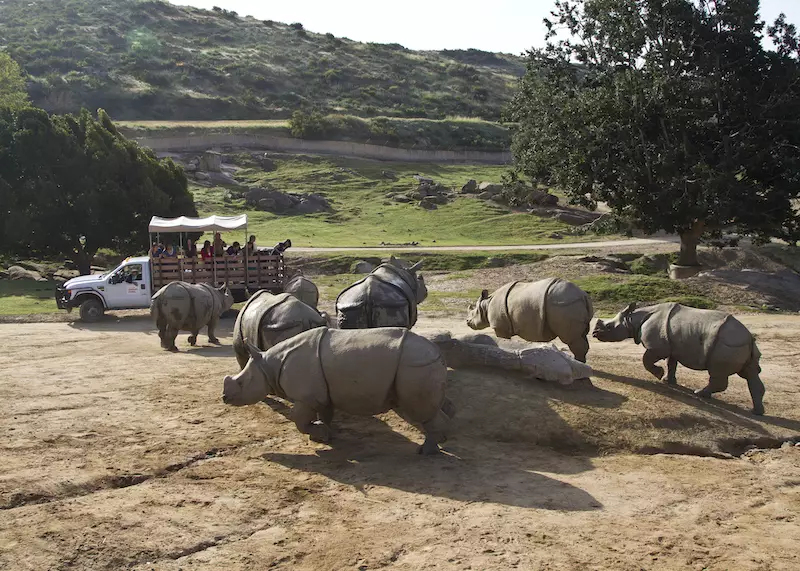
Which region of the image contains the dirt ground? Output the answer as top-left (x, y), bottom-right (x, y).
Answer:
top-left (2, 309), bottom-right (800, 571)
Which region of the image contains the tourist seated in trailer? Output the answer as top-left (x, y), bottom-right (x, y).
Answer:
top-left (246, 235), bottom-right (257, 256)
top-left (213, 232), bottom-right (226, 257)
top-left (226, 242), bottom-right (242, 256)
top-left (151, 242), bottom-right (164, 257)
top-left (160, 243), bottom-right (178, 258)
top-left (200, 240), bottom-right (214, 261)
top-left (185, 238), bottom-right (198, 258)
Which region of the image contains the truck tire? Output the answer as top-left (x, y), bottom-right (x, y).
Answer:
top-left (79, 297), bottom-right (104, 322)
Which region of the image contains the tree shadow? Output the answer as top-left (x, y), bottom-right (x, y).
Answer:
top-left (593, 369), bottom-right (800, 433)
top-left (261, 411), bottom-right (602, 511)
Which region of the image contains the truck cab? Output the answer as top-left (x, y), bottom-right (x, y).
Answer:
top-left (56, 257), bottom-right (153, 321)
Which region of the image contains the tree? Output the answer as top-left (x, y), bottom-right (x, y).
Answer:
top-left (0, 52), bottom-right (30, 110)
top-left (506, 0), bottom-right (800, 266)
top-left (0, 107), bottom-right (197, 274)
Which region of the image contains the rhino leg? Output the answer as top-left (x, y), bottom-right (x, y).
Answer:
top-left (663, 357), bottom-right (678, 385)
top-left (318, 404), bottom-right (334, 426)
top-left (293, 402), bottom-right (332, 443)
top-left (737, 352), bottom-right (765, 415)
top-left (566, 336), bottom-right (589, 363)
top-left (188, 331), bottom-right (199, 346)
top-left (642, 349), bottom-right (666, 380)
top-left (418, 409), bottom-right (450, 455)
top-left (165, 325), bottom-right (179, 352)
top-left (207, 317), bottom-right (221, 345)
top-left (695, 375), bottom-right (729, 398)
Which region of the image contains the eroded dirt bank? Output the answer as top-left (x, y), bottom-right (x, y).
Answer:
top-left (1, 315), bottom-right (799, 570)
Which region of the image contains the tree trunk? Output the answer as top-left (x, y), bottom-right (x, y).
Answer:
top-left (677, 221), bottom-right (705, 266)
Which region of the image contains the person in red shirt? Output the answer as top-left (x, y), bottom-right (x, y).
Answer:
top-left (200, 240), bottom-right (214, 261)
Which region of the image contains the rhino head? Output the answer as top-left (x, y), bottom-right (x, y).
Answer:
top-left (222, 340), bottom-right (273, 406)
top-left (214, 284), bottom-right (235, 314)
top-left (389, 257), bottom-right (427, 304)
top-left (592, 303), bottom-right (636, 342)
top-left (466, 289), bottom-right (491, 330)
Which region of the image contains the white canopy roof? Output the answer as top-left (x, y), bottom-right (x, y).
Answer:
top-left (148, 215), bottom-right (247, 233)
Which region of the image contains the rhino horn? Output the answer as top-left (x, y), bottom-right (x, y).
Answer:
top-left (244, 338), bottom-right (262, 360)
top-left (409, 259), bottom-right (424, 272)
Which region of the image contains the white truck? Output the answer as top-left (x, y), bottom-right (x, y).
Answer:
top-left (55, 215), bottom-right (286, 322)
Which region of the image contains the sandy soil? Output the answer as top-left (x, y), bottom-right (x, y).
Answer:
top-left (1, 311), bottom-right (800, 570)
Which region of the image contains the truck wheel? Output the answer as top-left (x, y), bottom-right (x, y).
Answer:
top-left (79, 298), bottom-right (104, 322)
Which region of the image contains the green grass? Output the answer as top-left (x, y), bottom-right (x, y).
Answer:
top-left (574, 275), bottom-right (716, 314)
top-left (190, 156), bottom-right (599, 248)
top-left (286, 252), bottom-right (550, 274)
top-left (0, 281), bottom-right (59, 316)
top-left (117, 115), bottom-right (512, 152)
top-left (2, 0), bottom-right (523, 121)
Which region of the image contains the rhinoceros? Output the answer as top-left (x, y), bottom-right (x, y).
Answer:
top-left (232, 290), bottom-right (327, 369)
top-left (335, 257), bottom-right (427, 329)
top-left (222, 327), bottom-right (454, 454)
top-left (150, 282), bottom-right (234, 351)
top-left (592, 302), bottom-right (765, 415)
top-left (466, 278), bottom-right (594, 362)
top-left (284, 271), bottom-right (319, 310)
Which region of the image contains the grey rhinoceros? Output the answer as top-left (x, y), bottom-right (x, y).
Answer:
top-left (466, 278), bottom-right (594, 362)
top-left (592, 302), bottom-right (765, 415)
top-left (150, 282), bottom-right (234, 351)
top-left (283, 271), bottom-right (319, 310)
top-left (222, 327), bottom-right (455, 454)
top-left (335, 257), bottom-right (427, 329)
top-left (232, 290), bottom-right (327, 369)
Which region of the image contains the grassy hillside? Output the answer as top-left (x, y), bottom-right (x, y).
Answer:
top-left (0, 0), bottom-right (524, 121)
top-left (117, 115), bottom-right (513, 151)
top-left (188, 155), bottom-right (581, 247)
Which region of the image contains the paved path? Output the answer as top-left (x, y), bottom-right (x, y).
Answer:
top-left (291, 236), bottom-right (680, 253)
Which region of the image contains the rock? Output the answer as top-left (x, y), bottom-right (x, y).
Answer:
top-left (0, 269), bottom-right (7, 279)
top-left (419, 200), bottom-right (438, 210)
top-left (258, 198), bottom-right (276, 211)
top-left (461, 179), bottom-right (478, 193)
top-left (413, 175), bottom-right (434, 184)
top-left (382, 170), bottom-right (397, 180)
top-left (385, 192), bottom-right (396, 198)
top-left (478, 182), bottom-right (504, 195)
top-left (17, 261), bottom-right (47, 273)
top-left (554, 211), bottom-right (597, 225)
top-left (54, 269), bottom-right (79, 281)
top-left (425, 194), bottom-right (447, 205)
top-left (295, 198), bottom-right (328, 214)
top-left (477, 191), bottom-right (494, 200)
top-left (393, 194), bottom-right (412, 203)
top-left (198, 151), bottom-right (222, 172)
top-left (247, 188), bottom-right (294, 211)
top-left (579, 256), bottom-right (631, 273)
top-left (529, 189), bottom-right (559, 206)
top-left (549, 233), bottom-right (563, 240)
top-left (352, 261), bottom-right (375, 274)
top-left (194, 171), bottom-right (210, 181)
top-left (206, 171), bottom-right (243, 187)
top-left (184, 163), bottom-right (197, 172)
top-left (257, 155), bottom-right (276, 172)
top-left (7, 265), bottom-right (45, 281)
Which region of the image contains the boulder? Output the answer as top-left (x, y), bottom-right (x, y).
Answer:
top-left (7, 265), bottom-right (47, 282)
top-left (461, 179), bottom-right (478, 193)
top-left (257, 155), bottom-right (276, 172)
top-left (184, 163), bottom-right (197, 172)
top-left (198, 151), bottom-right (222, 172)
top-left (247, 188), bottom-right (295, 212)
top-left (529, 189), bottom-right (559, 206)
top-left (17, 261), bottom-right (47, 273)
top-left (194, 171), bottom-right (210, 181)
top-left (553, 210), bottom-right (598, 225)
top-left (579, 256), bottom-right (631, 273)
top-left (295, 199), bottom-right (328, 214)
top-left (393, 194), bottom-right (412, 203)
top-left (413, 175), bottom-right (434, 184)
top-left (353, 261), bottom-right (376, 274)
top-left (425, 194), bottom-right (447, 205)
top-left (382, 170), bottom-right (397, 180)
top-left (207, 171), bottom-right (243, 187)
top-left (419, 199), bottom-right (438, 210)
top-left (477, 191), bottom-right (494, 200)
top-left (478, 182), bottom-right (503, 195)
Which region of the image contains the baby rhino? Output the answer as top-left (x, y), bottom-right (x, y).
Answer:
top-left (222, 327), bottom-right (455, 455)
top-left (593, 302), bottom-right (765, 415)
top-left (467, 278), bottom-right (594, 362)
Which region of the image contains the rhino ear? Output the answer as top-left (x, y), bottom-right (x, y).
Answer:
top-left (217, 284), bottom-right (226, 293)
top-left (389, 255), bottom-right (397, 263)
top-left (480, 289), bottom-right (489, 300)
top-left (244, 338), bottom-right (262, 360)
top-left (409, 259), bottom-right (424, 272)
top-left (623, 302), bottom-right (637, 315)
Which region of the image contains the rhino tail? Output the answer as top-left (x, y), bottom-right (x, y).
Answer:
top-left (740, 335), bottom-right (762, 378)
top-left (583, 291), bottom-right (595, 335)
top-left (440, 397), bottom-right (456, 420)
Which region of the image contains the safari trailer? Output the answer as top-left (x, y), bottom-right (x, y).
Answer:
top-left (56, 214), bottom-right (286, 321)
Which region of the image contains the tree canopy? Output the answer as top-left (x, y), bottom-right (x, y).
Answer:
top-left (0, 52), bottom-right (30, 110)
top-left (0, 107), bottom-right (196, 272)
top-left (506, 0), bottom-right (800, 265)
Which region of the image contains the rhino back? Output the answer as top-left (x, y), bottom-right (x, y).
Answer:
top-left (492, 280), bottom-right (555, 341)
top-left (285, 277), bottom-right (319, 309)
top-left (271, 327), bottom-right (330, 407)
top-left (706, 315), bottom-right (755, 375)
top-left (544, 279), bottom-right (593, 341)
top-left (667, 305), bottom-right (737, 371)
top-left (336, 276), bottom-right (413, 328)
top-left (320, 328), bottom-right (407, 415)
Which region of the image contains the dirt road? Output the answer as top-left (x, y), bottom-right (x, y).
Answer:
top-left (1, 314), bottom-right (799, 570)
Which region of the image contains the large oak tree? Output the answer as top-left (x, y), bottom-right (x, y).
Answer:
top-left (507, 0), bottom-right (800, 265)
top-left (0, 107), bottom-right (196, 274)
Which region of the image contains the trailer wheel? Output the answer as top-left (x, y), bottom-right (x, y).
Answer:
top-left (79, 298), bottom-right (104, 322)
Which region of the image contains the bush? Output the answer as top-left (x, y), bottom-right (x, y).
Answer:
top-left (290, 22), bottom-right (304, 30)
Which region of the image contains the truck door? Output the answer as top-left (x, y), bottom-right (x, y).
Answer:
top-left (105, 262), bottom-right (151, 309)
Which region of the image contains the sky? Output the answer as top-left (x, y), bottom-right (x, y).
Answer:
top-left (172, 0), bottom-right (800, 55)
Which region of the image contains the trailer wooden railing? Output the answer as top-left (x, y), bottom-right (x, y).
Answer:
top-left (151, 253), bottom-right (285, 292)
